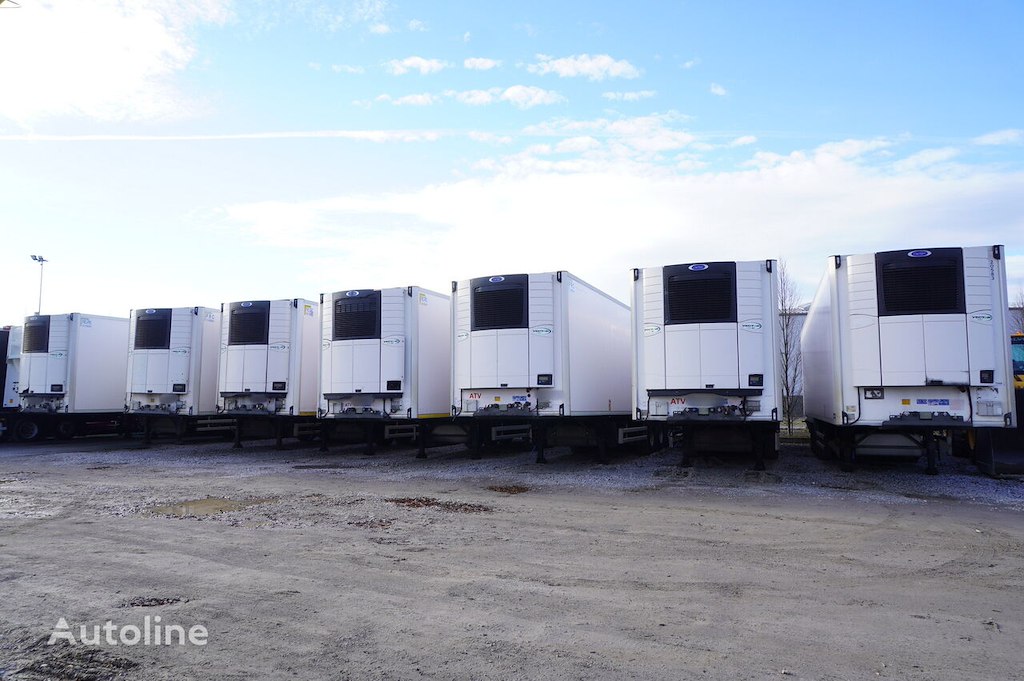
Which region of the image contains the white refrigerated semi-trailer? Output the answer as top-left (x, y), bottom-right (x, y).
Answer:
top-left (801, 245), bottom-right (1016, 472)
top-left (451, 271), bottom-right (633, 461)
top-left (127, 307), bottom-right (222, 416)
top-left (217, 298), bottom-right (320, 417)
top-left (319, 287), bottom-right (451, 453)
top-left (4, 313), bottom-right (129, 440)
top-left (632, 260), bottom-right (781, 466)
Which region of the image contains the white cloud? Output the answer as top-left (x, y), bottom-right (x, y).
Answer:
top-left (731, 135), bottom-right (757, 147)
top-left (468, 131), bottom-right (514, 145)
top-left (0, 0), bottom-right (231, 125)
top-left (448, 89), bottom-right (499, 106)
top-left (973, 129), bottom-right (1023, 146)
top-left (525, 113), bottom-right (694, 156)
top-left (464, 57), bottom-right (502, 71)
top-left (500, 86), bottom-right (567, 109)
top-left (369, 23), bottom-right (392, 34)
top-left (556, 136), bottom-right (601, 153)
top-left (602, 90), bottom-right (656, 102)
top-left (408, 19), bottom-right (428, 32)
top-left (892, 147), bottom-right (960, 172)
top-left (308, 62), bottom-right (322, 71)
top-left (710, 83), bottom-right (727, 96)
top-left (527, 53), bottom-right (640, 81)
top-left (384, 56), bottom-right (449, 75)
top-left (682, 58), bottom-right (700, 69)
top-left (332, 64), bottom-right (365, 74)
top-left (221, 137), bottom-right (1024, 305)
top-left (463, 32), bottom-right (471, 43)
top-left (0, 129), bottom-right (446, 143)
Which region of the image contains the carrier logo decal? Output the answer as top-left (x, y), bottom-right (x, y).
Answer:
top-left (206, 312), bottom-right (216, 322)
top-left (49, 351), bottom-right (67, 359)
top-left (688, 264), bottom-right (709, 271)
top-left (171, 347), bottom-right (190, 356)
top-left (908, 250), bottom-right (932, 258)
top-left (969, 311), bottom-right (993, 323)
top-left (740, 320), bottom-right (763, 332)
top-left (643, 324), bottom-right (662, 337)
top-left (382, 336), bottom-right (404, 346)
top-left (456, 331), bottom-right (469, 342)
top-left (322, 340), bottom-right (331, 350)
top-left (269, 342), bottom-right (289, 351)
top-left (531, 326), bottom-right (553, 336)
top-left (488, 276), bottom-right (505, 283)
top-left (419, 293), bottom-right (428, 305)
top-left (345, 291), bottom-right (360, 297)
top-left (304, 305), bottom-right (314, 317)
top-left (80, 317), bottom-right (92, 327)
top-left (241, 302), bottom-right (253, 307)
top-left (146, 309), bottom-right (157, 314)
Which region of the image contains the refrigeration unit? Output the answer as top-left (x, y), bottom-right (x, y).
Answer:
top-left (451, 271), bottom-right (633, 461)
top-left (217, 299), bottom-right (320, 419)
top-left (632, 260), bottom-right (781, 466)
top-left (801, 245), bottom-right (1016, 472)
top-left (5, 313), bottom-right (129, 441)
top-left (127, 307), bottom-right (222, 416)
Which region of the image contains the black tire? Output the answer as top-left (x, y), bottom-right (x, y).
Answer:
top-left (54, 419), bottom-right (78, 440)
top-left (13, 419), bottom-right (42, 442)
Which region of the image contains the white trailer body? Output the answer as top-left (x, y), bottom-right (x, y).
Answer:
top-left (18, 313), bottom-right (129, 413)
top-left (127, 307), bottom-right (222, 416)
top-left (802, 245), bottom-right (1015, 433)
top-left (3, 326), bottom-right (21, 410)
top-left (320, 287), bottom-right (451, 419)
top-left (632, 260), bottom-right (781, 425)
top-left (452, 272), bottom-right (631, 417)
top-left (217, 299), bottom-right (319, 416)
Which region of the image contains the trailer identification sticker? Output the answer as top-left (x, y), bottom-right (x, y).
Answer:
top-left (740, 320), bottom-right (763, 332)
top-left (531, 326), bottom-right (553, 336)
top-left (643, 324), bottom-right (662, 337)
top-left (916, 398), bottom-right (950, 406)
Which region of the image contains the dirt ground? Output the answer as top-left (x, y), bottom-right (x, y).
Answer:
top-left (1, 436), bottom-right (1022, 681)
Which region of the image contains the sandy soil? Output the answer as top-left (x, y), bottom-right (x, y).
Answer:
top-left (1, 437), bottom-right (1022, 680)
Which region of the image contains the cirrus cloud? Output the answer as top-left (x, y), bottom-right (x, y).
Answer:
top-left (384, 56), bottom-right (449, 75)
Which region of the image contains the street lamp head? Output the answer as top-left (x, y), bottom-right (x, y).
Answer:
top-left (30, 254), bottom-right (47, 263)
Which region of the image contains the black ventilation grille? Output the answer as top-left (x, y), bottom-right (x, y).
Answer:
top-left (875, 248), bottom-right (965, 316)
top-left (134, 309), bottom-right (172, 349)
top-left (471, 274), bottom-right (529, 331)
top-left (663, 263), bottom-right (737, 325)
top-left (228, 301), bottom-right (271, 346)
top-left (332, 290), bottom-right (381, 340)
top-left (23, 315), bottom-right (50, 353)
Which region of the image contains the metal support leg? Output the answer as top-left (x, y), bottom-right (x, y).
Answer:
top-left (364, 423), bottom-right (376, 455)
top-left (233, 418), bottom-right (243, 449)
top-left (532, 424), bottom-right (548, 464)
top-left (924, 432), bottom-right (939, 475)
top-left (275, 420), bottom-right (285, 450)
top-left (319, 421), bottom-right (330, 453)
top-left (469, 423), bottom-right (482, 460)
top-left (416, 423), bottom-right (430, 459)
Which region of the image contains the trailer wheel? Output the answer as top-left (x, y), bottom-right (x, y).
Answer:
top-left (13, 419), bottom-right (41, 442)
top-left (54, 420), bottom-right (78, 440)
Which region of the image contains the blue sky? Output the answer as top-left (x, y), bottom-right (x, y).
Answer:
top-left (1, 0), bottom-right (1022, 324)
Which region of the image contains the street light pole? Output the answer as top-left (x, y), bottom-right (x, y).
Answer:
top-left (30, 254), bottom-right (47, 315)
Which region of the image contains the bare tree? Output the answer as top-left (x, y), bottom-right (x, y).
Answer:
top-left (778, 260), bottom-right (803, 435)
top-left (1012, 287), bottom-right (1024, 334)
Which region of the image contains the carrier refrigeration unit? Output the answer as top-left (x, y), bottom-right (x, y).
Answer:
top-left (127, 306), bottom-right (230, 440)
top-left (632, 260), bottom-right (782, 468)
top-left (452, 271), bottom-right (634, 462)
top-left (217, 298), bottom-right (320, 445)
top-left (801, 245), bottom-right (1016, 473)
top-left (4, 313), bottom-right (129, 441)
top-left (319, 287), bottom-right (452, 454)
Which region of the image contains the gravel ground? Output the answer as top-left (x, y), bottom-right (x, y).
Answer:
top-left (1, 436), bottom-right (1022, 680)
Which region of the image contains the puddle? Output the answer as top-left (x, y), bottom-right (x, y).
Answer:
top-left (120, 596), bottom-right (184, 608)
top-left (148, 497), bottom-right (275, 517)
top-left (487, 485), bottom-right (530, 495)
top-left (386, 497), bottom-right (492, 513)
